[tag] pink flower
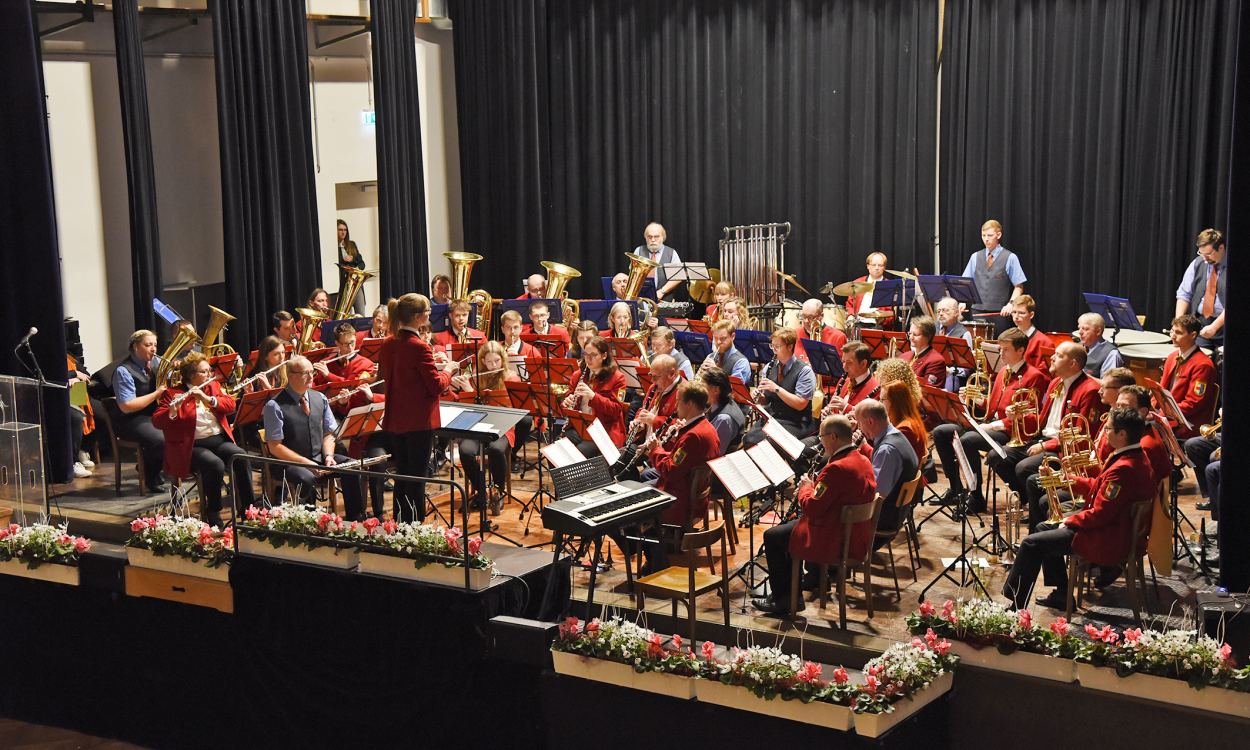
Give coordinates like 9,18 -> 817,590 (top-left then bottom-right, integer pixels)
557,616 -> 581,639
647,633 -> 664,657
58,534 -> 73,546
1219,643 -> 1233,664
918,600 -> 935,617
129,519 -> 147,532
701,641 -> 716,660
443,528 -> 462,553
73,537 -> 91,553
672,634 -> 683,651
1017,610 -> 1033,630
221,528 -> 234,546
911,637 -> 926,650
924,628 -> 939,649
863,675 -> 880,694
8,523 -> 20,534
1123,628 -> 1142,643
467,537 -> 483,556
1050,618 -> 1070,638
934,639 -> 951,656
383,519 -> 398,535
797,661 -> 823,683
585,619 -> 600,636
940,599 -> 955,620
832,666 -> 849,685
363,517 -> 380,531
245,506 -> 259,520
0,529 -> 8,540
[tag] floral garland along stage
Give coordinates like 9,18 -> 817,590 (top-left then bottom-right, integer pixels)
0,522 -> 91,568
127,515 -> 234,568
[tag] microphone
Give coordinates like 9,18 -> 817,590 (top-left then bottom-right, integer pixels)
17,327 -> 37,348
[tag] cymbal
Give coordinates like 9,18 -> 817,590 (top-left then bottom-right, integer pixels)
689,267 -> 721,304
886,268 -> 917,280
829,280 -> 875,297
774,270 -> 810,295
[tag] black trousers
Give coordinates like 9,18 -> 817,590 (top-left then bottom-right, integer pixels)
989,443 -> 1052,496
460,435 -> 510,496
763,520 -> 800,602
392,430 -> 434,522
1184,435 -> 1221,497
279,452 -> 365,521
1003,524 -> 1075,608
189,434 -> 253,517
115,414 -> 165,484
932,423 -> 1008,494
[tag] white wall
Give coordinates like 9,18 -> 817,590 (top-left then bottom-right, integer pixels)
415,24 -> 463,285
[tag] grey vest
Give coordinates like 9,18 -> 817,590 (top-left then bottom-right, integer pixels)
762,358 -> 813,434
274,388 -> 328,462
1186,257 -> 1226,320
939,321 -> 969,341
972,248 -> 1016,311
1084,340 -> 1117,377
670,348 -> 691,374
635,244 -> 677,286
875,427 -> 920,531
115,356 -> 159,418
714,347 -> 748,379
709,398 -> 745,451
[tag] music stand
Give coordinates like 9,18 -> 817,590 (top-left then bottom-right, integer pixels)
1084,293 -> 1143,343
1144,378 -> 1193,435
600,277 -> 656,300
506,381 -> 553,535
437,401 -> 529,545
520,333 -> 568,358
318,316 -> 371,342
333,401 -> 385,443
560,409 -> 594,441
357,337 -> 384,362
859,329 -> 908,360
521,349 -> 576,529
429,303 -> 479,333
932,335 -> 975,370
607,338 -> 644,361
661,262 -> 712,299
504,298 -> 565,325
616,361 -> 652,392
1144,389 -> 1211,577
303,347 -> 340,365
207,354 -> 240,383
579,299 -> 638,330
799,338 -> 845,388
733,329 -> 773,367
915,274 -> 981,310
231,387 -> 280,430
674,330 -> 712,363
709,449 -> 774,604
871,277 -> 919,330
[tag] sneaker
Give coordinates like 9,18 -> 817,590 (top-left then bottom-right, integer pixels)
72,462 -> 92,478
77,451 -> 95,469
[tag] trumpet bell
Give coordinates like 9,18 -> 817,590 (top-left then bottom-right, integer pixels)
541,260 -> 582,300
443,251 -> 484,300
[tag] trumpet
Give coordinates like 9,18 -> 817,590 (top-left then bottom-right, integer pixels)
1038,456 -> 1075,526
168,375 -> 222,410
1004,388 -> 1039,447
1200,417 -> 1222,439
1003,490 -> 1024,559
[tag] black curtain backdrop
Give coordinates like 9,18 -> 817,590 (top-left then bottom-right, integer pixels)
0,2 -> 72,483
113,1 -> 164,334
371,0 -> 431,300
939,0 -> 1239,331
450,0 -> 938,299
212,0 -> 321,349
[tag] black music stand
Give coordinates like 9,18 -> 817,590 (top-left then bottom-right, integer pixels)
600,277 -> 657,300
1084,292 -> 1143,344
504,298 -> 565,325
710,447 -> 787,606
1145,381 -> 1212,578
916,386 -> 982,528
520,333 -> 568,358
916,274 -> 981,311
800,338 -> 845,389
871,278 -> 919,332
733,330 -> 773,385
436,401 -> 529,546
520,346 -> 575,530
674,330 -> 712,363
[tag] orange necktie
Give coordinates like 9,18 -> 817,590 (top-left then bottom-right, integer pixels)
986,250 -> 995,267
1202,265 -> 1218,318
301,394 -> 311,415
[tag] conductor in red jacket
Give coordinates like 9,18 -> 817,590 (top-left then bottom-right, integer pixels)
152,352 -> 253,526
380,293 -> 458,522
1003,407 -> 1156,609
753,415 -> 877,615
900,316 -> 946,388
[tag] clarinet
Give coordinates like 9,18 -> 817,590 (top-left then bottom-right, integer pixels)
613,385 -> 660,478
559,363 -> 592,438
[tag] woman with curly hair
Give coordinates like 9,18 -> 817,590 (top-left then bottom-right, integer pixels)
874,357 -> 923,404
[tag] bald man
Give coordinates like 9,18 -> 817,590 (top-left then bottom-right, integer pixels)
633,222 -> 683,301
795,298 -> 847,363
515,274 -> 546,300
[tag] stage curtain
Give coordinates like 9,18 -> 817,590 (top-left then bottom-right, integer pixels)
212,0 -> 321,349
113,0 -> 164,334
449,0 -> 938,298
0,1 -> 72,483
371,0 -> 430,300
939,0 -> 1239,330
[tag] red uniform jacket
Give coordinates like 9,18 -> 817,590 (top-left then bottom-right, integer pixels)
651,416 -> 721,525
789,445 -> 877,564
839,374 -> 880,408
502,339 -> 537,360
1024,329 -> 1056,372
901,346 -> 946,388
1066,446 -> 1156,565
1072,423 -> 1169,496
432,327 -> 485,349
354,329 -> 387,349
1160,349 -> 1217,439
522,323 -> 571,344
794,324 -> 847,363
152,381 -> 236,480
844,276 -> 893,325
985,361 -> 1049,432
315,352 -> 374,387
567,367 -> 629,445
379,330 -> 453,433
629,382 -> 680,444
1037,372 -> 1105,453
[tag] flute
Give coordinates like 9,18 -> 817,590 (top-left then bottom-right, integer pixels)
330,379 -> 386,404
232,360 -> 290,393
169,375 -> 222,409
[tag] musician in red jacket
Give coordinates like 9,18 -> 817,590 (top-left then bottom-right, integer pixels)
795,298 -> 847,362
354,305 -> 390,349
900,316 -> 946,388
152,352 -> 253,527
844,251 -> 894,329
1004,407 -> 1156,609
432,299 -> 485,349
316,323 -> 377,387
932,327 -> 1048,510
1010,295 -> 1057,372
563,336 -> 629,457
1159,314 -> 1218,439
499,310 -> 537,360
380,293 -> 458,522
753,415 -> 876,615
523,300 -> 571,344
650,381 -> 721,526
822,342 -> 879,415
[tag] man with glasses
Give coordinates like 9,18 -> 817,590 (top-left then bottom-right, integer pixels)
1175,228 -> 1226,347
744,328 -> 817,448
263,355 -> 366,520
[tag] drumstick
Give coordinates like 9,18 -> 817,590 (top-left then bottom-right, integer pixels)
970,311 -> 1004,317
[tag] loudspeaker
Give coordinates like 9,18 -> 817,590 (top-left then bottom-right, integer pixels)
489,615 -> 559,667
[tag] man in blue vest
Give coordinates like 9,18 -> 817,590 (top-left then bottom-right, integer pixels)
634,222 -> 684,301
743,328 -> 818,451
961,219 -> 1026,336
1175,228 -> 1226,347
111,329 -> 169,493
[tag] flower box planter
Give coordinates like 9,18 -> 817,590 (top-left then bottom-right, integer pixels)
853,671 -> 954,738
695,678 -> 852,731
550,650 -> 697,700
948,641 -> 1076,683
126,547 -> 230,582
0,558 -> 79,586
358,550 -> 492,589
237,532 -> 359,570
1075,663 -> 1250,719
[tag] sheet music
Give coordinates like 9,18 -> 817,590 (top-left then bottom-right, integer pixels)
1152,419 -> 1194,468
508,354 -> 529,381
979,342 -> 1004,372
966,410 -> 1008,459
708,451 -> 770,499
439,404 -> 465,424
617,359 -> 644,389
746,441 -> 795,485
540,438 -> 586,468
334,402 -> 385,441
761,417 -> 806,459
1155,386 -> 1193,431
666,319 -> 690,332
950,431 -> 979,491
587,418 -> 621,466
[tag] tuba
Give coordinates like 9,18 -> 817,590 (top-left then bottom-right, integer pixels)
1004,387 -> 1039,447
468,289 -> 495,341
333,265 -> 376,319
201,306 -> 237,357
295,307 -> 328,354
542,260 -> 582,302
622,253 -> 659,320
155,321 -> 201,387
443,251 -> 484,300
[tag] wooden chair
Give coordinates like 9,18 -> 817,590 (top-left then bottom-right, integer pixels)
634,520 -> 731,646
705,484 -> 739,553
622,465 -> 716,590
874,471 -> 923,599
790,496 -> 884,628
97,398 -> 147,496
1064,499 -> 1154,625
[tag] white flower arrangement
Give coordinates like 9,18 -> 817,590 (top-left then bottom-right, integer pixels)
127,515 -> 233,567
0,522 -> 91,568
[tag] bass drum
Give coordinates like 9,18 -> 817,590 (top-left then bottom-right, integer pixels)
1119,343 -> 1172,387
823,303 -> 848,331
774,299 -> 802,330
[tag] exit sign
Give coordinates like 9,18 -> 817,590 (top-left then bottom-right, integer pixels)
361,110 -> 376,125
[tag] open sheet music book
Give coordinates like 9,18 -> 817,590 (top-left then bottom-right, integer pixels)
761,417 -> 806,459
541,437 -> 587,468
746,441 -> 795,484
950,431 -> 979,491
587,418 -> 621,466
708,451 -> 771,500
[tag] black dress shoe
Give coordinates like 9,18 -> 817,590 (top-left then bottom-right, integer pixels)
1034,590 -> 1067,609
752,596 -> 790,615
965,491 -> 987,514
149,480 -> 171,495
1196,500 -> 1214,512
1092,565 -> 1122,589
935,489 -> 962,506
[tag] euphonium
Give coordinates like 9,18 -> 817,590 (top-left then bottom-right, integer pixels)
1004,387 -> 1040,447
467,289 -> 495,340
561,297 -> 580,331
333,266 -> 376,319
443,251 -> 484,300
1038,456 -> 1075,526
201,306 -> 237,357
155,322 -> 201,387
295,307 -> 328,354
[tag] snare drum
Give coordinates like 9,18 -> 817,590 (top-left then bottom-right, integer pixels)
1119,343 -> 1172,386
965,320 -> 994,341
1103,329 -> 1170,346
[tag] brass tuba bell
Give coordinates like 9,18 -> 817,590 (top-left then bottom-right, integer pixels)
541,260 -> 582,302
155,321 -> 201,387
443,251 -> 484,301
622,253 -> 660,321
201,305 -> 237,357
295,307 -> 328,354
333,265 -> 376,319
